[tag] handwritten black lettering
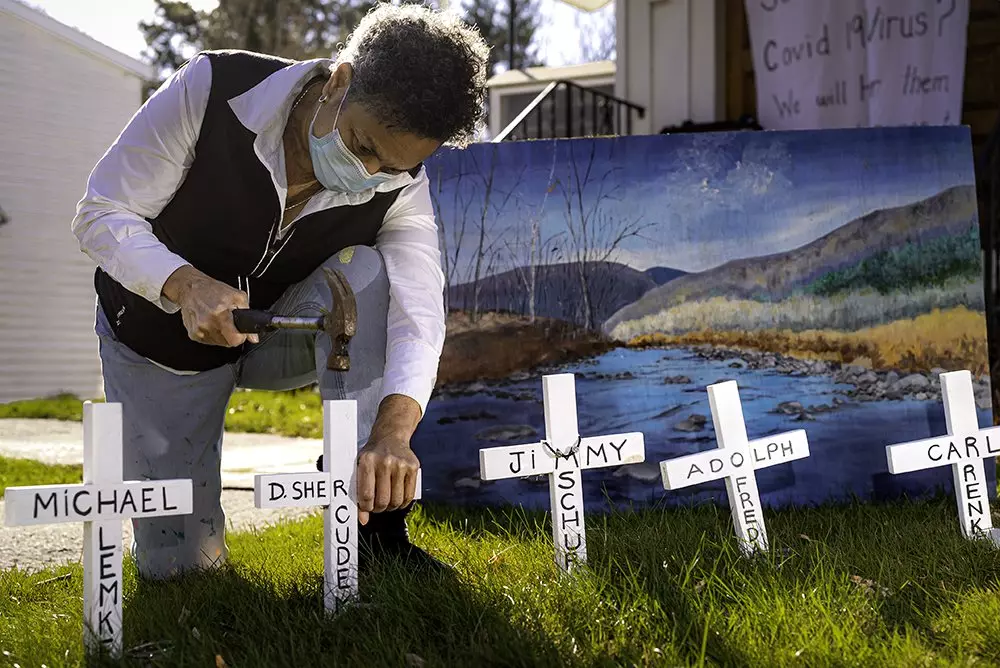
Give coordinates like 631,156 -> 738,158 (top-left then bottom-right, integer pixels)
509,451 -> 524,474
559,492 -> 575,511
99,548 -> 115,580
99,579 -> 119,607
585,442 -> 607,465
773,90 -> 802,118
333,479 -> 347,498
764,24 -> 830,72
337,546 -> 351,566
963,463 -> 977,484
903,65 -> 949,95
334,504 -> 350,524
161,486 -> 178,511
34,491 -> 57,519
98,609 -> 114,637
847,8 -> 928,51
72,490 -> 91,516
141,487 -> 154,513
965,437 -> 981,459
268,482 -> 285,502
120,489 -> 137,515
556,470 -> 575,489
336,567 -> 352,588
609,439 -> 627,459
817,80 -> 849,107
686,463 -> 704,479
97,489 -> 117,514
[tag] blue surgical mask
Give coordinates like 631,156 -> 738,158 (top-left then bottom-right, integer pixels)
308,88 -> 395,193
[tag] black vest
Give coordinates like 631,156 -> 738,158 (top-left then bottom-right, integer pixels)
95,50 -> 411,372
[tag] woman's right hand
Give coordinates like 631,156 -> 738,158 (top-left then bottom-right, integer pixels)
161,265 -> 259,347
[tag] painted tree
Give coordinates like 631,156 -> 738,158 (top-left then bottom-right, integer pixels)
465,145 -> 525,322
503,145 -> 561,322
428,153 -> 478,313
557,139 -> 650,331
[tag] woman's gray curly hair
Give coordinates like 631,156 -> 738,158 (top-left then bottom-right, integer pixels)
336,3 -> 491,148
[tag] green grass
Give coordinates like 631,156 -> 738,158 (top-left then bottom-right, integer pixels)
0,456 -> 81,497
0,389 -> 324,439
5,498 -> 1000,666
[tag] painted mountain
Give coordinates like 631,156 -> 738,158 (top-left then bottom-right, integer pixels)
449,261 -> 686,326
605,184 -> 983,340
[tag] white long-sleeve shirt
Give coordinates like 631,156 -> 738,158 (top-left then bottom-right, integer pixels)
72,52 -> 445,415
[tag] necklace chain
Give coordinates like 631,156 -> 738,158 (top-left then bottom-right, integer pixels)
284,77 -> 325,212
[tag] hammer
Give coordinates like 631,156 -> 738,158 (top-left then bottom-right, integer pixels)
231,267 -> 357,371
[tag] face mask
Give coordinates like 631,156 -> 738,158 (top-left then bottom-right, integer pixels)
308,87 -> 396,193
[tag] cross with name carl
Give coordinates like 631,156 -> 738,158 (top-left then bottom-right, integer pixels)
479,373 -> 645,572
659,380 -> 810,555
3,402 -> 193,658
254,399 -> 422,613
885,370 -> 1000,545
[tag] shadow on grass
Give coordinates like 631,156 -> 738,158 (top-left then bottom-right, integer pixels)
421,493 -> 1000,665
97,548 -> 563,668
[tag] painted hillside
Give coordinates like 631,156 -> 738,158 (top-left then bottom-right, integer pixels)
605,184 -> 981,338
449,261 -> 686,325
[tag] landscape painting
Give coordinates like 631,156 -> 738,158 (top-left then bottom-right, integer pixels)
410,126 -> 993,513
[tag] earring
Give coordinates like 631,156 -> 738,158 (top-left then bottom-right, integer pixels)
319,94 -> 329,104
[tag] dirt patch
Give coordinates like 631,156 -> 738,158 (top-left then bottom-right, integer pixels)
436,311 -> 613,386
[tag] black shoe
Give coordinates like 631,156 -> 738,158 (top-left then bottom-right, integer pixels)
360,506 -> 450,575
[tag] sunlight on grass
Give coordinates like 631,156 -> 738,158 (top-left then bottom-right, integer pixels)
0,389 -> 324,439
5,498 -> 1000,666
0,456 -> 82,498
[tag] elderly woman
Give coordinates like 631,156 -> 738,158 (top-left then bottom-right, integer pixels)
72,3 -> 490,579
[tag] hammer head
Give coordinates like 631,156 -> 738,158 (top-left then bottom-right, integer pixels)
321,267 -> 357,371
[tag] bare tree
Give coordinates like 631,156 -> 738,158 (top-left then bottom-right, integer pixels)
503,147 -> 562,323
466,145 -> 526,322
557,139 -> 651,331
575,4 -> 616,62
428,155 -> 476,313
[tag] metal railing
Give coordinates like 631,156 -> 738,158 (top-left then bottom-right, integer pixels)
493,79 -> 646,143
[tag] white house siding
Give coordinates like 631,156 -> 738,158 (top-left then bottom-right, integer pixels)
0,4 -> 148,402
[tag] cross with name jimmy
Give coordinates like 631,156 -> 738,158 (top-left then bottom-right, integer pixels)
3,402 -> 193,658
254,399 -> 422,613
478,373 -> 645,572
659,380 -> 810,555
885,370 -> 1000,545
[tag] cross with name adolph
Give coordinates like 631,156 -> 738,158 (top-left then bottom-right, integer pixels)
3,402 -> 193,658
254,399 -> 422,613
478,373 -> 645,572
885,370 -> 1000,546
659,380 -> 810,555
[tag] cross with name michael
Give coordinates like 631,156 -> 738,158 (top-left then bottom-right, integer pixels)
659,380 -> 810,555
885,369 -> 1000,546
478,373 -> 645,572
254,399 -> 422,613
3,402 -> 193,658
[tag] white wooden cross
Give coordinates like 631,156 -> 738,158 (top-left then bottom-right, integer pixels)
3,402 -> 193,658
659,380 -> 810,555
885,370 -> 1000,546
253,399 -> 422,613
478,373 -> 645,572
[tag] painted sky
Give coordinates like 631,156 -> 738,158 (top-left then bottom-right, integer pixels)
426,126 -> 977,278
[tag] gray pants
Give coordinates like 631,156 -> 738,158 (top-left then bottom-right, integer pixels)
96,246 -> 388,580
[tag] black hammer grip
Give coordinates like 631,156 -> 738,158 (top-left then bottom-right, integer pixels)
232,309 -> 275,334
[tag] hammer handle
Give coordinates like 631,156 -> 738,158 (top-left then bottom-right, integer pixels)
232,309 -> 275,334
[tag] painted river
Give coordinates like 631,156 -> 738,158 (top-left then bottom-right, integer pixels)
410,347 -> 996,512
